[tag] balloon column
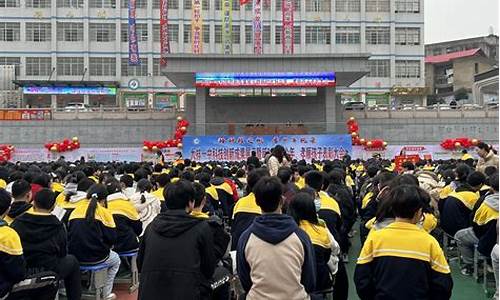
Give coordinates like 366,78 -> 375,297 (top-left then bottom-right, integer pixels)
0,145 -> 15,162
440,137 -> 479,150
143,116 -> 190,151
45,137 -> 81,153
346,117 -> 387,150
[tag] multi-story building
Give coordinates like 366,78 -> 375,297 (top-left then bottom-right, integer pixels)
425,34 -> 499,62
0,0 -> 425,108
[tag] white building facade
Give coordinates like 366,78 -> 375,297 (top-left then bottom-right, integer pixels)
0,0 -> 425,108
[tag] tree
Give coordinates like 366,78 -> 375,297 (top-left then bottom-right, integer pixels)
454,88 -> 469,101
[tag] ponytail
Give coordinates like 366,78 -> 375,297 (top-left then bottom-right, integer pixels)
85,183 -> 108,224
140,194 -> 146,204
86,193 -> 99,223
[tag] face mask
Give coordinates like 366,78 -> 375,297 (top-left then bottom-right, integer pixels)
314,197 -> 321,212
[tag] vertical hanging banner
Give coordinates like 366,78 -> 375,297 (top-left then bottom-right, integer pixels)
222,0 -> 232,54
128,0 -> 140,65
159,0 -> 170,66
253,0 -> 262,54
282,0 -> 294,54
191,0 -> 203,54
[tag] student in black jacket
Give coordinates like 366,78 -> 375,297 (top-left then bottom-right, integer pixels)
12,188 -> 82,300
4,179 -> 32,224
0,189 -> 26,299
138,180 -> 216,300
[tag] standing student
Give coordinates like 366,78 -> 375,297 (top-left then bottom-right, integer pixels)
476,142 -> 499,174
354,185 -> 453,300
12,188 -> 81,300
137,180 -> 216,300
237,177 -> 316,300
267,145 -> 289,177
68,184 -> 120,300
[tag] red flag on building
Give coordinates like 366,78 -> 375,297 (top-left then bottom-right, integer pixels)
240,0 -> 250,5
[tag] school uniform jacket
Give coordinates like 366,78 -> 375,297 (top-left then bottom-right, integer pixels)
68,200 -> 117,264
354,222 -> 453,300
317,191 -> 342,243
439,186 -> 480,236
107,192 -> 142,253
0,220 -> 26,298
472,193 -> 499,256
231,193 -> 261,250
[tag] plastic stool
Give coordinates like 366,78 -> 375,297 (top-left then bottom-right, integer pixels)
80,262 -> 110,300
474,244 -> 488,282
118,250 -> 139,293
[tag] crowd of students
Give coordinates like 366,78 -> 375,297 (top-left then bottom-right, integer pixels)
0,141 -> 498,300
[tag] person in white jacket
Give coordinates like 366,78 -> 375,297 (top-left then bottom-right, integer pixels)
129,179 -> 161,235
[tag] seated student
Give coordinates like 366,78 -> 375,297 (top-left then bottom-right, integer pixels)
120,174 -> 136,199
354,185 -> 453,300
231,168 -> 269,250
237,176 -> 316,300
440,170 -> 485,236
105,178 -> 142,253
138,180 -> 216,300
152,173 -> 170,201
68,184 -> 120,300
11,188 -> 81,300
56,177 -> 95,225
288,192 -> 340,298
129,179 -> 161,235
455,173 -> 499,275
277,167 -> 299,214
4,179 -> 33,224
0,189 -> 26,299
191,182 -> 231,299
210,167 -> 238,218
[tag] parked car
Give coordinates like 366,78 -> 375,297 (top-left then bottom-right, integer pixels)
344,101 -> 366,110
64,103 -> 90,112
461,104 -> 482,110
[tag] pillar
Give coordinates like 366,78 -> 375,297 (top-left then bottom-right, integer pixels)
83,94 -> 90,105
325,87 -> 340,133
51,95 -> 57,109
195,87 -> 207,135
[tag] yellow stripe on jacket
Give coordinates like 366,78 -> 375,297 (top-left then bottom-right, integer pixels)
439,185 -> 454,200
191,211 -> 210,219
213,182 -> 233,195
357,221 -> 450,274
295,177 -> 306,189
232,193 -> 261,218
52,182 -> 65,193
0,224 -> 23,255
107,199 -> 140,221
56,192 -> 79,209
206,186 -> 219,201
447,191 -> 479,210
422,213 -> 438,233
68,200 -> 116,228
474,202 -> 499,226
361,192 -> 374,210
299,220 -> 331,249
152,187 -> 164,201
319,191 -> 341,216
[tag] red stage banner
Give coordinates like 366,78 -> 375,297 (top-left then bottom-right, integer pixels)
282,0 -> 294,54
253,0 -> 262,54
159,0 -> 170,66
191,0 -> 203,54
394,154 -> 420,172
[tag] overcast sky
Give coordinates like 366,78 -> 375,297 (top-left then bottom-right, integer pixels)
424,0 -> 499,44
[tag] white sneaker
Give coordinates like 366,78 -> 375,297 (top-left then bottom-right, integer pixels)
105,293 -> 117,300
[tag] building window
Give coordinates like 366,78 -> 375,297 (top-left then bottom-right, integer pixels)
26,57 -> 51,76
245,25 -> 252,44
202,24 -> 210,43
232,0 -> 239,10
396,60 -> 420,78
395,0 -> 419,13
335,26 -> 360,44
57,22 -> 83,41
0,0 -> 18,7
0,57 -> 21,75
335,0 -> 360,12
275,25 -> 301,44
121,23 -> 148,42
275,0 -> 301,11
89,57 -> 116,76
152,0 -> 178,8
215,25 -> 222,43
214,0 -> 220,10
366,26 -> 390,44
90,0 -> 116,8
305,0 -> 330,12
121,58 -> 148,76
366,0 -> 389,12
395,27 -> 420,45
89,23 -> 116,42
25,23 -> 51,42
0,22 -> 20,41
57,0 -> 83,7
184,0 -> 190,9
25,0 -> 50,7
263,25 -> 270,44
202,0 -> 209,10
306,26 -> 330,44
367,60 -> 390,77
121,0 -> 146,7
57,57 -> 84,76
153,24 -> 179,42
232,25 -> 240,44
183,24 -> 191,43
474,63 -> 479,74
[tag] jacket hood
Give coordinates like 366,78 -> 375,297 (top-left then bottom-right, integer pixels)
210,177 -> 225,186
130,192 -> 159,210
250,214 -> 298,245
69,191 -> 87,203
107,192 -> 128,202
13,212 -> 63,241
484,193 -> 499,211
151,209 -> 203,237
8,201 -> 32,219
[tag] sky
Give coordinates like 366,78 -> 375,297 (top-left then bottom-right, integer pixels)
424,0 -> 499,44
